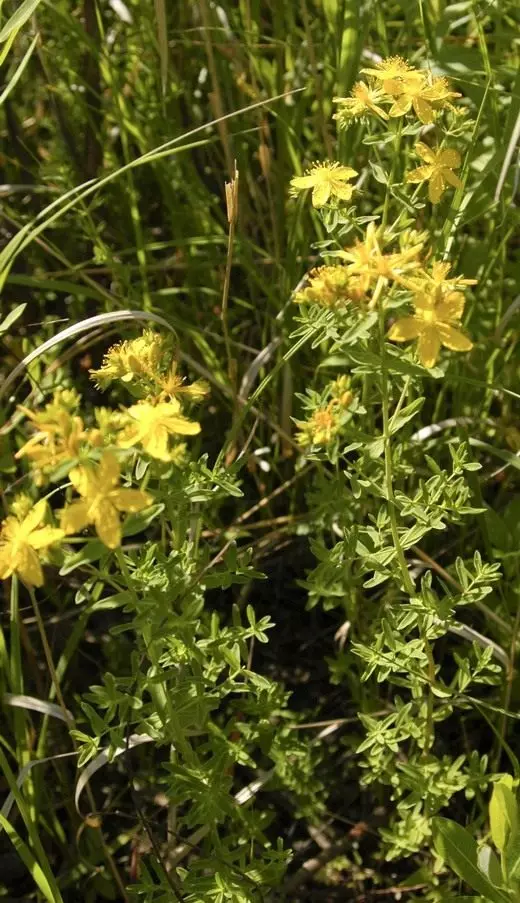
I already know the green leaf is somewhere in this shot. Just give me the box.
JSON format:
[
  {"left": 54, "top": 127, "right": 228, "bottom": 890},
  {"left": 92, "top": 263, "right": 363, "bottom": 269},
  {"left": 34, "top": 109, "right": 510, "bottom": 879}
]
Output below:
[
  {"left": 0, "top": 0, "right": 44, "bottom": 43},
  {"left": 432, "top": 818, "right": 511, "bottom": 903},
  {"left": 122, "top": 503, "right": 164, "bottom": 537},
  {"left": 0, "top": 33, "right": 38, "bottom": 106},
  {"left": 389, "top": 397, "right": 425, "bottom": 435},
  {"left": 0, "top": 814, "right": 63, "bottom": 903},
  {"left": 477, "top": 844, "right": 503, "bottom": 887},
  {"left": 59, "top": 540, "right": 107, "bottom": 575},
  {"left": 490, "top": 781, "right": 518, "bottom": 853},
  {"left": 0, "top": 302, "right": 26, "bottom": 334}
]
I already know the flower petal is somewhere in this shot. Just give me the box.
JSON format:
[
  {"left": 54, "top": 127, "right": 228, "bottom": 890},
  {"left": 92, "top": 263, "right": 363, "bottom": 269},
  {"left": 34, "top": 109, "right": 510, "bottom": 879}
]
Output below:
[
  {"left": 93, "top": 500, "right": 121, "bottom": 550},
  {"left": 412, "top": 292, "right": 435, "bottom": 312},
  {"left": 437, "top": 323, "right": 473, "bottom": 352},
  {"left": 417, "top": 328, "right": 441, "bottom": 368},
  {"left": 15, "top": 544, "right": 44, "bottom": 587},
  {"left": 413, "top": 97, "right": 434, "bottom": 124},
  {"left": 443, "top": 169, "right": 463, "bottom": 189},
  {"left": 60, "top": 500, "right": 91, "bottom": 536},
  {"left": 290, "top": 174, "right": 317, "bottom": 189},
  {"left": 97, "top": 451, "right": 120, "bottom": 491},
  {"left": 18, "top": 500, "right": 47, "bottom": 539},
  {"left": 406, "top": 165, "right": 433, "bottom": 184},
  {"left": 389, "top": 96, "right": 412, "bottom": 117},
  {"left": 142, "top": 426, "right": 171, "bottom": 461},
  {"left": 334, "top": 166, "right": 358, "bottom": 180},
  {"left": 438, "top": 148, "right": 461, "bottom": 169},
  {"left": 312, "top": 181, "right": 331, "bottom": 207},
  {"left": 415, "top": 142, "right": 435, "bottom": 164},
  {"left": 110, "top": 488, "right": 152, "bottom": 513},
  {"left": 388, "top": 317, "right": 422, "bottom": 342},
  {"left": 332, "top": 181, "right": 354, "bottom": 201},
  {"left": 436, "top": 291, "right": 465, "bottom": 322},
  {"left": 29, "top": 527, "right": 64, "bottom": 550},
  {"left": 428, "top": 171, "right": 445, "bottom": 204},
  {"left": 0, "top": 548, "right": 14, "bottom": 580},
  {"left": 69, "top": 464, "right": 94, "bottom": 499}
]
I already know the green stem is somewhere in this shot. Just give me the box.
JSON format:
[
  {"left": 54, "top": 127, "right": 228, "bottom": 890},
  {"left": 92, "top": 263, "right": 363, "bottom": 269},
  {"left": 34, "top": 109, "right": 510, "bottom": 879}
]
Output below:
[
  {"left": 382, "top": 119, "right": 402, "bottom": 230},
  {"left": 377, "top": 283, "right": 435, "bottom": 758}
]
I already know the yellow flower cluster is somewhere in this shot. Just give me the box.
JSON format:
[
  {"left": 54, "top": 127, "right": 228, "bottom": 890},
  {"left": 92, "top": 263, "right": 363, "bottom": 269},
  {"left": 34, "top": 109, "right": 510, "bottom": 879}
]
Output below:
[
  {"left": 1, "top": 330, "right": 209, "bottom": 587},
  {"left": 294, "top": 265, "right": 365, "bottom": 309},
  {"left": 295, "top": 222, "right": 475, "bottom": 368},
  {"left": 90, "top": 331, "right": 208, "bottom": 463},
  {"left": 90, "top": 329, "right": 167, "bottom": 388},
  {"left": 334, "top": 56, "right": 460, "bottom": 127},
  {"left": 16, "top": 388, "right": 100, "bottom": 485},
  {"left": 291, "top": 57, "right": 463, "bottom": 209},
  {"left": 296, "top": 377, "right": 354, "bottom": 448}
]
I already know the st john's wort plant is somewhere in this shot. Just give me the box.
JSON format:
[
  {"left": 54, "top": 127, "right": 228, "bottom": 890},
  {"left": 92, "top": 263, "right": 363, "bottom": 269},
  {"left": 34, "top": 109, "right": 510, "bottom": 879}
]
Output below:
[{"left": 288, "top": 55, "right": 508, "bottom": 863}]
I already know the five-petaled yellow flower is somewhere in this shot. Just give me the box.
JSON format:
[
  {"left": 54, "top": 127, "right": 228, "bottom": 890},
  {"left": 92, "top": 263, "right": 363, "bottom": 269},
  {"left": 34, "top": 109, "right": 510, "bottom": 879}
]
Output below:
[
  {"left": 333, "top": 82, "right": 389, "bottom": 125},
  {"left": 60, "top": 451, "right": 151, "bottom": 549},
  {"left": 407, "top": 143, "right": 463, "bottom": 204},
  {"left": 290, "top": 161, "right": 358, "bottom": 208},
  {"left": 388, "top": 74, "right": 454, "bottom": 124},
  {"left": 118, "top": 400, "right": 201, "bottom": 462},
  {"left": 388, "top": 288, "right": 473, "bottom": 368},
  {"left": 0, "top": 500, "right": 64, "bottom": 587}
]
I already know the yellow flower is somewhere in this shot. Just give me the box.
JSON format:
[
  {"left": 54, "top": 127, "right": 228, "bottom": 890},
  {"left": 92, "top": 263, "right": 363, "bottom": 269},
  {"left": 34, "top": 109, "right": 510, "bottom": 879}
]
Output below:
[
  {"left": 290, "top": 161, "right": 358, "bottom": 208},
  {"left": 296, "top": 390, "right": 354, "bottom": 448},
  {"left": 0, "top": 500, "right": 64, "bottom": 587},
  {"left": 296, "top": 406, "right": 339, "bottom": 447},
  {"left": 407, "top": 143, "right": 463, "bottom": 204},
  {"left": 158, "top": 363, "right": 210, "bottom": 403},
  {"left": 117, "top": 400, "right": 201, "bottom": 462},
  {"left": 60, "top": 451, "right": 151, "bottom": 549},
  {"left": 16, "top": 394, "right": 87, "bottom": 484},
  {"left": 388, "top": 73, "right": 457, "bottom": 124},
  {"left": 90, "top": 330, "right": 168, "bottom": 388},
  {"left": 361, "top": 56, "right": 416, "bottom": 91},
  {"left": 294, "top": 266, "right": 365, "bottom": 308},
  {"left": 388, "top": 288, "right": 473, "bottom": 368},
  {"left": 405, "top": 260, "right": 477, "bottom": 295},
  {"left": 339, "top": 222, "right": 423, "bottom": 293},
  {"left": 333, "top": 82, "right": 389, "bottom": 125}
]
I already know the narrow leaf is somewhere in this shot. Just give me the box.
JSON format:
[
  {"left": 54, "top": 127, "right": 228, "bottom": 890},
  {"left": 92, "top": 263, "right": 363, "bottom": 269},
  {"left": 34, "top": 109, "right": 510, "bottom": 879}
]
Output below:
[
  {"left": 0, "top": 814, "right": 62, "bottom": 903},
  {"left": 0, "top": 0, "right": 43, "bottom": 42},
  {"left": 490, "top": 781, "right": 518, "bottom": 853},
  {"left": 0, "top": 302, "right": 26, "bottom": 334},
  {"left": 432, "top": 818, "right": 511, "bottom": 903},
  {"left": 0, "top": 32, "right": 38, "bottom": 105}
]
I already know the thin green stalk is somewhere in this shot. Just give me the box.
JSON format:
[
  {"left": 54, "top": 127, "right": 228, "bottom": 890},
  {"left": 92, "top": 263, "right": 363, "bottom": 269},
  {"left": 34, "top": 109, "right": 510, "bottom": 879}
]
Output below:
[
  {"left": 9, "top": 576, "right": 32, "bottom": 792},
  {"left": 377, "top": 280, "right": 435, "bottom": 758},
  {"left": 382, "top": 119, "right": 402, "bottom": 229}
]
